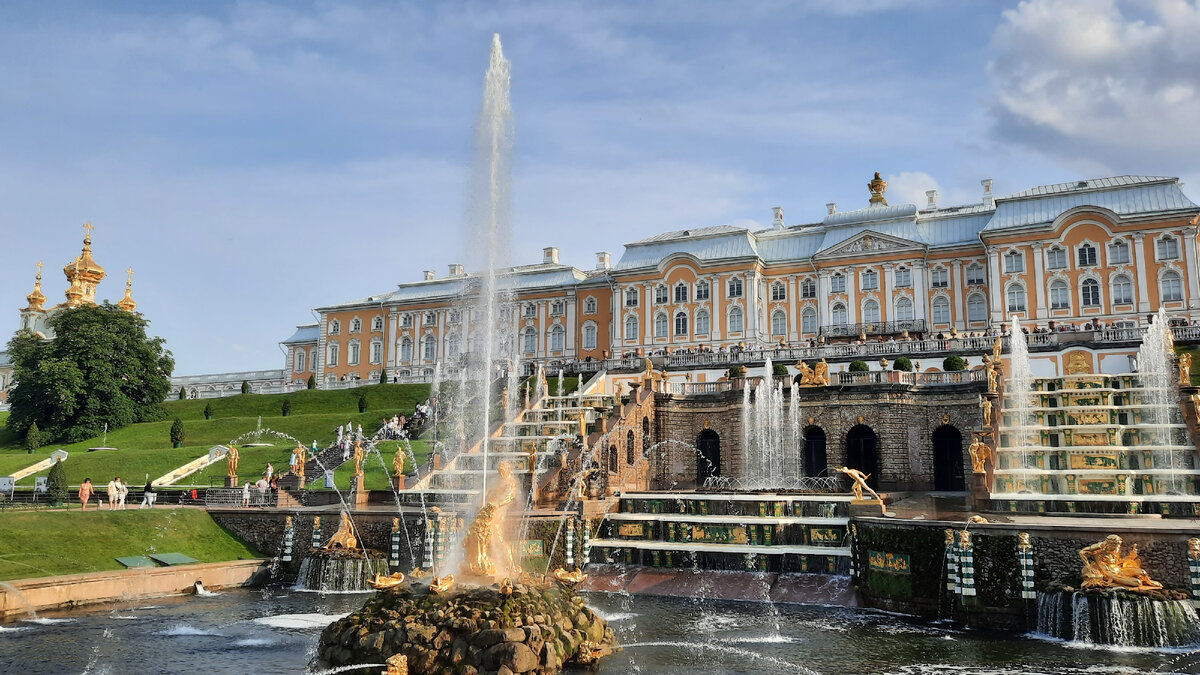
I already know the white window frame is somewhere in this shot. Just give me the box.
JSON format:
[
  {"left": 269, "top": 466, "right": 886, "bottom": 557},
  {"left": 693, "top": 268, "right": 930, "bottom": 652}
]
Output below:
[
  {"left": 1049, "top": 280, "right": 1070, "bottom": 310},
  {"left": 770, "top": 281, "right": 786, "bottom": 301},
  {"left": 966, "top": 264, "right": 985, "bottom": 285},
  {"left": 1108, "top": 240, "right": 1131, "bottom": 265},
  {"left": 1111, "top": 275, "right": 1133, "bottom": 305},
  {"left": 1006, "top": 283, "right": 1027, "bottom": 311},
  {"left": 931, "top": 267, "right": 949, "bottom": 288},
  {"left": 861, "top": 270, "right": 879, "bottom": 291},
  {"left": 674, "top": 283, "right": 689, "bottom": 304},
  {"left": 894, "top": 268, "right": 911, "bottom": 288},
  {"left": 801, "top": 307, "right": 817, "bottom": 334},
  {"left": 932, "top": 296, "right": 950, "bottom": 324},
  {"left": 1046, "top": 247, "right": 1067, "bottom": 270},
  {"left": 1004, "top": 251, "right": 1025, "bottom": 274},
  {"left": 1080, "top": 278, "right": 1101, "bottom": 307},
  {"left": 830, "top": 274, "right": 846, "bottom": 294},
  {"left": 727, "top": 277, "right": 744, "bottom": 298},
  {"left": 770, "top": 310, "right": 787, "bottom": 335},
  {"left": 695, "top": 310, "right": 710, "bottom": 335},
  {"left": 582, "top": 323, "right": 598, "bottom": 350},
  {"left": 695, "top": 281, "right": 710, "bottom": 301},
  {"left": 967, "top": 293, "right": 987, "bottom": 322},
  {"left": 728, "top": 306, "right": 745, "bottom": 332},
  {"left": 654, "top": 312, "right": 669, "bottom": 338},
  {"left": 674, "top": 311, "right": 689, "bottom": 336}
]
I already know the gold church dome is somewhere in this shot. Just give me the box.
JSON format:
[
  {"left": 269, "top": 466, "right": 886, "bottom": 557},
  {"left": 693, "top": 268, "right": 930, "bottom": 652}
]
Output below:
[
  {"left": 24, "top": 262, "right": 46, "bottom": 311},
  {"left": 62, "top": 223, "right": 106, "bottom": 305},
  {"left": 117, "top": 267, "right": 137, "bottom": 313}
]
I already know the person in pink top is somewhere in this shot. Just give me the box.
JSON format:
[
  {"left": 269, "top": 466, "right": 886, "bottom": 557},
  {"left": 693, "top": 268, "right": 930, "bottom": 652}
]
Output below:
[{"left": 79, "top": 478, "right": 93, "bottom": 511}]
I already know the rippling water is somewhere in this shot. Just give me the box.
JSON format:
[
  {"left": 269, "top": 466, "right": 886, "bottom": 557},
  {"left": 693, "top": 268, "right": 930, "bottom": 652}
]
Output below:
[{"left": 0, "top": 588, "right": 1195, "bottom": 674}]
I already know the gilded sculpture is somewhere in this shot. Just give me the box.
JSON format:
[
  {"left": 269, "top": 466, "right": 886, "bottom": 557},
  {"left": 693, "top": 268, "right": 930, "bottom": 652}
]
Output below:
[
  {"left": 868, "top": 172, "right": 888, "bottom": 205},
  {"left": 285, "top": 515, "right": 293, "bottom": 530},
  {"left": 835, "top": 466, "right": 885, "bottom": 514},
  {"left": 463, "top": 461, "right": 518, "bottom": 578},
  {"left": 1079, "top": 534, "right": 1162, "bottom": 591},
  {"left": 813, "top": 359, "right": 830, "bottom": 386},
  {"left": 324, "top": 511, "right": 359, "bottom": 551},
  {"left": 498, "top": 577, "right": 514, "bottom": 596},
  {"left": 796, "top": 360, "right": 814, "bottom": 385},
  {"left": 384, "top": 653, "right": 409, "bottom": 675},
  {"left": 1066, "top": 351, "right": 1093, "bottom": 375},
  {"left": 369, "top": 572, "right": 407, "bottom": 590},
  {"left": 226, "top": 444, "right": 239, "bottom": 478},
  {"left": 1018, "top": 532, "right": 1031, "bottom": 550},
  {"left": 984, "top": 355, "right": 998, "bottom": 393},
  {"left": 353, "top": 441, "right": 365, "bottom": 479},
  {"left": 552, "top": 567, "right": 586, "bottom": 585},
  {"left": 292, "top": 445, "right": 307, "bottom": 482},
  {"left": 393, "top": 447, "right": 406, "bottom": 476},
  {"left": 1179, "top": 352, "right": 1192, "bottom": 385},
  {"left": 979, "top": 395, "right": 992, "bottom": 427},
  {"left": 993, "top": 336, "right": 1003, "bottom": 363},
  {"left": 1189, "top": 538, "right": 1200, "bottom": 561},
  {"left": 968, "top": 435, "right": 991, "bottom": 475},
  {"left": 429, "top": 574, "right": 454, "bottom": 593}
]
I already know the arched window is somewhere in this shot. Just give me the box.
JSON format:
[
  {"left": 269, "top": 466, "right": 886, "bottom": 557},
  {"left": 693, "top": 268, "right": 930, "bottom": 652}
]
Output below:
[
  {"left": 771, "top": 310, "right": 787, "bottom": 335},
  {"left": 447, "top": 334, "right": 460, "bottom": 358},
  {"left": 584, "top": 297, "right": 597, "bottom": 314},
  {"left": 626, "top": 430, "right": 636, "bottom": 465},
  {"left": 370, "top": 340, "right": 383, "bottom": 364},
  {"left": 674, "top": 311, "right": 688, "bottom": 336},
  {"left": 695, "top": 310, "right": 710, "bottom": 335},
  {"left": 522, "top": 328, "right": 537, "bottom": 354},
  {"left": 422, "top": 335, "right": 436, "bottom": 360},
  {"left": 654, "top": 313, "right": 669, "bottom": 338},
  {"left": 294, "top": 350, "right": 306, "bottom": 373},
  {"left": 800, "top": 278, "right": 816, "bottom": 298},
  {"left": 327, "top": 342, "right": 340, "bottom": 366},
  {"left": 674, "top": 283, "right": 689, "bottom": 303},
  {"left": 655, "top": 285, "right": 669, "bottom": 304},
  {"left": 967, "top": 293, "right": 986, "bottom": 321},
  {"left": 801, "top": 307, "right": 817, "bottom": 334},
  {"left": 727, "top": 277, "right": 744, "bottom": 298},
  {"left": 1158, "top": 235, "right": 1180, "bottom": 260},
  {"left": 771, "top": 281, "right": 786, "bottom": 301},
  {"left": 695, "top": 280, "right": 710, "bottom": 300},
  {"left": 932, "top": 296, "right": 950, "bottom": 324},
  {"left": 329, "top": 319, "right": 341, "bottom": 335},
  {"left": 1050, "top": 279, "right": 1070, "bottom": 309},
  {"left": 625, "top": 315, "right": 639, "bottom": 338},
  {"left": 583, "top": 323, "right": 597, "bottom": 350},
  {"left": 372, "top": 316, "right": 384, "bottom": 332},
  {"left": 399, "top": 338, "right": 412, "bottom": 362},
  {"left": 1007, "top": 283, "right": 1027, "bottom": 311},
  {"left": 625, "top": 287, "right": 640, "bottom": 307},
  {"left": 549, "top": 324, "right": 565, "bottom": 352},
  {"left": 1112, "top": 275, "right": 1133, "bottom": 305},
  {"left": 1162, "top": 270, "right": 1184, "bottom": 301},
  {"left": 1081, "top": 278, "right": 1101, "bottom": 307},
  {"left": 348, "top": 340, "right": 361, "bottom": 365},
  {"left": 1077, "top": 244, "right": 1097, "bottom": 267},
  {"left": 608, "top": 446, "right": 618, "bottom": 473},
  {"left": 831, "top": 303, "right": 847, "bottom": 325},
  {"left": 863, "top": 299, "right": 880, "bottom": 324},
  {"left": 895, "top": 297, "right": 914, "bottom": 321},
  {"left": 728, "top": 306, "right": 745, "bottom": 333}
]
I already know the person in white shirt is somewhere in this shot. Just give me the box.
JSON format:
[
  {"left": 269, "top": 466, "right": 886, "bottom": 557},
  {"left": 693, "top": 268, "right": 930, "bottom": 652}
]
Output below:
[{"left": 115, "top": 477, "right": 128, "bottom": 509}]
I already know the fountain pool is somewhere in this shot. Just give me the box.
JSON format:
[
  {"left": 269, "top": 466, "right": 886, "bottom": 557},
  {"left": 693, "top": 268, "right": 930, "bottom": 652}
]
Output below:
[{"left": 0, "top": 587, "right": 1190, "bottom": 674}]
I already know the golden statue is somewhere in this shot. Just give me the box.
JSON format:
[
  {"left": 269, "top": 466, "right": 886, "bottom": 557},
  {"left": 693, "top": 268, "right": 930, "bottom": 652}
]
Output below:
[
  {"left": 1079, "top": 534, "right": 1162, "bottom": 591},
  {"left": 429, "top": 574, "right": 454, "bottom": 594},
  {"left": 462, "top": 462, "right": 518, "bottom": 578},
  {"left": 1189, "top": 538, "right": 1200, "bottom": 561},
  {"left": 993, "top": 336, "right": 1003, "bottom": 364},
  {"left": 1019, "top": 532, "right": 1032, "bottom": 550},
  {"left": 369, "top": 572, "right": 407, "bottom": 590},
  {"left": 576, "top": 641, "right": 603, "bottom": 666},
  {"left": 324, "top": 511, "right": 359, "bottom": 551},
  {"left": 353, "top": 441, "right": 365, "bottom": 478},
  {"left": 868, "top": 172, "right": 888, "bottom": 205},
  {"left": 1192, "top": 393, "right": 1200, "bottom": 413},
  {"left": 498, "top": 577, "right": 513, "bottom": 596},
  {"left": 968, "top": 436, "right": 991, "bottom": 475},
  {"left": 979, "top": 396, "right": 992, "bottom": 427},
  {"left": 835, "top": 466, "right": 885, "bottom": 514},
  {"left": 292, "top": 445, "right": 307, "bottom": 482},
  {"left": 1065, "top": 351, "right": 1092, "bottom": 375},
  {"left": 576, "top": 466, "right": 599, "bottom": 501},
  {"left": 552, "top": 567, "right": 586, "bottom": 585},
  {"left": 813, "top": 358, "right": 830, "bottom": 386},
  {"left": 984, "top": 356, "right": 998, "bottom": 393},
  {"left": 226, "top": 444, "right": 239, "bottom": 478},
  {"left": 408, "top": 567, "right": 428, "bottom": 580},
  {"left": 1179, "top": 352, "right": 1192, "bottom": 385},
  {"left": 285, "top": 515, "right": 293, "bottom": 529},
  {"left": 393, "top": 447, "right": 406, "bottom": 476},
  {"left": 796, "top": 361, "right": 815, "bottom": 386},
  {"left": 969, "top": 515, "right": 989, "bottom": 524},
  {"left": 384, "top": 653, "right": 408, "bottom": 675}
]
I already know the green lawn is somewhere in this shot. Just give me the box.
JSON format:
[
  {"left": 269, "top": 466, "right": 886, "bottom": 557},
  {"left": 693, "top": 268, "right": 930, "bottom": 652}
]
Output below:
[
  {"left": 0, "top": 509, "right": 262, "bottom": 582},
  {"left": 0, "top": 384, "right": 431, "bottom": 486},
  {"left": 314, "top": 439, "right": 435, "bottom": 492}
]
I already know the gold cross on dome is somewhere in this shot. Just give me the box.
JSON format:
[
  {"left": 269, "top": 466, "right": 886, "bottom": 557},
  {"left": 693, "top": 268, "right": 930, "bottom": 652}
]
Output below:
[
  {"left": 82, "top": 222, "right": 94, "bottom": 241},
  {"left": 126, "top": 267, "right": 134, "bottom": 284},
  {"left": 35, "top": 261, "right": 44, "bottom": 276}
]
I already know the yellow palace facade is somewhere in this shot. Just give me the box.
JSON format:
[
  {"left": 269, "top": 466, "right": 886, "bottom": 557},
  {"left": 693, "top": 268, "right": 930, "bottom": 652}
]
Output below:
[{"left": 284, "top": 174, "right": 1200, "bottom": 384}]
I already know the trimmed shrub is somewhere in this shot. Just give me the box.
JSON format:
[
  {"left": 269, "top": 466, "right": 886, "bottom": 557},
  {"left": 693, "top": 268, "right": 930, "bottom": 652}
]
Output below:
[
  {"left": 358, "top": 394, "right": 368, "bottom": 413},
  {"left": 307, "top": 374, "right": 317, "bottom": 390},
  {"left": 178, "top": 387, "right": 187, "bottom": 400},
  {"left": 240, "top": 380, "right": 251, "bottom": 394},
  {"left": 848, "top": 360, "right": 869, "bottom": 372},
  {"left": 943, "top": 355, "right": 967, "bottom": 372},
  {"left": 170, "top": 418, "right": 185, "bottom": 447},
  {"left": 772, "top": 363, "right": 790, "bottom": 378},
  {"left": 379, "top": 369, "right": 387, "bottom": 385},
  {"left": 203, "top": 402, "right": 213, "bottom": 420},
  {"left": 47, "top": 459, "right": 68, "bottom": 506},
  {"left": 282, "top": 398, "right": 292, "bottom": 417},
  {"left": 727, "top": 365, "right": 746, "bottom": 379},
  {"left": 893, "top": 356, "right": 913, "bottom": 372},
  {"left": 25, "top": 421, "right": 40, "bottom": 454}
]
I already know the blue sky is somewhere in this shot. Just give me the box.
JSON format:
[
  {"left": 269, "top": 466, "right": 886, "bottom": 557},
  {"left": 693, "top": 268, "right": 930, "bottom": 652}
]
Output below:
[{"left": 3, "top": 0, "right": 1199, "bottom": 374}]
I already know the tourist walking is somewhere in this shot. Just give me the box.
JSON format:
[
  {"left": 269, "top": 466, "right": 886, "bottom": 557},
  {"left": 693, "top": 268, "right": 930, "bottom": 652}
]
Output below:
[
  {"left": 105, "top": 477, "right": 119, "bottom": 510},
  {"left": 79, "top": 478, "right": 93, "bottom": 511},
  {"left": 242, "top": 481, "right": 251, "bottom": 507},
  {"left": 116, "top": 477, "right": 128, "bottom": 509},
  {"left": 265, "top": 462, "right": 274, "bottom": 482},
  {"left": 140, "top": 480, "right": 156, "bottom": 509}
]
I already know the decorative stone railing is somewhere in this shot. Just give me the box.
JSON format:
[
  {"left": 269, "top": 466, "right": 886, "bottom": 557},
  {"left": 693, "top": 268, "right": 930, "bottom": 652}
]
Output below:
[{"left": 667, "top": 381, "right": 736, "bottom": 396}]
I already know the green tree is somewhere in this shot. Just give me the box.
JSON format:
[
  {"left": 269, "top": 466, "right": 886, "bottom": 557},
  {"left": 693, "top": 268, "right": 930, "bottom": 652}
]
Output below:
[
  {"left": 46, "top": 459, "right": 68, "bottom": 506},
  {"left": 282, "top": 398, "right": 292, "bottom": 417},
  {"left": 170, "top": 417, "right": 185, "bottom": 447},
  {"left": 240, "top": 380, "right": 251, "bottom": 394},
  {"left": 379, "top": 369, "right": 387, "bottom": 385},
  {"left": 772, "top": 363, "right": 790, "bottom": 378},
  {"left": 943, "top": 355, "right": 967, "bottom": 372},
  {"left": 358, "top": 393, "right": 369, "bottom": 413},
  {"left": 178, "top": 386, "right": 187, "bottom": 400},
  {"left": 727, "top": 365, "right": 746, "bottom": 379},
  {"left": 24, "top": 421, "right": 40, "bottom": 454},
  {"left": 893, "top": 356, "right": 913, "bottom": 372},
  {"left": 203, "top": 402, "right": 213, "bottom": 420},
  {"left": 848, "top": 360, "right": 869, "bottom": 372},
  {"left": 307, "top": 374, "right": 317, "bottom": 390},
  {"left": 5, "top": 303, "right": 173, "bottom": 443}
]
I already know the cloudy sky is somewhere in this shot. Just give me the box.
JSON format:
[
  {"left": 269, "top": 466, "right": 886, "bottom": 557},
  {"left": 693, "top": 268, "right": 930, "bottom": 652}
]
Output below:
[{"left": 3, "top": 0, "right": 1199, "bottom": 375}]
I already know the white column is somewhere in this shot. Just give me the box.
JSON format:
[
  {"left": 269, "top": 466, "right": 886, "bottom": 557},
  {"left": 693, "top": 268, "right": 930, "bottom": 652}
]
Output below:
[
  {"left": 1133, "top": 234, "right": 1151, "bottom": 313},
  {"left": 846, "top": 268, "right": 858, "bottom": 325},
  {"left": 817, "top": 272, "right": 830, "bottom": 327},
  {"left": 788, "top": 276, "right": 799, "bottom": 341},
  {"left": 1184, "top": 227, "right": 1200, "bottom": 309},
  {"left": 565, "top": 298, "right": 576, "bottom": 352},
  {"left": 712, "top": 275, "right": 723, "bottom": 340},
  {"left": 616, "top": 287, "right": 625, "bottom": 343},
  {"left": 746, "top": 273, "right": 758, "bottom": 340},
  {"left": 1031, "top": 243, "right": 1047, "bottom": 321},
  {"left": 881, "top": 264, "right": 893, "bottom": 321},
  {"left": 951, "top": 261, "right": 965, "bottom": 329},
  {"left": 987, "top": 247, "right": 1003, "bottom": 321},
  {"left": 386, "top": 310, "right": 397, "bottom": 373},
  {"left": 912, "top": 262, "right": 927, "bottom": 324},
  {"left": 643, "top": 283, "right": 653, "bottom": 345}
]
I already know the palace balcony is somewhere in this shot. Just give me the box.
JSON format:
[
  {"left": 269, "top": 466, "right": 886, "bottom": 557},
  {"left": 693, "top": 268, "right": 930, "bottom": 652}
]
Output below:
[{"left": 818, "top": 319, "right": 926, "bottom": 338}]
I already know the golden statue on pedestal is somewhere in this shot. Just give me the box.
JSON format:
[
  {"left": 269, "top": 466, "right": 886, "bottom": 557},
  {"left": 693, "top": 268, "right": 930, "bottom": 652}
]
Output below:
[
  {"left": 463, "top": 462, "right": 518, "bottom": 578},
  {"left": 324, "top": 511, "right": 359, "bottom": 551},
  {"left": 979, "top": 395, "right": 992, "bottom": 427},
  {"left": 226, "top": 445, "right": 239, "bottom": 478},
  {"left": 292, "top": 445, "right": 307, "bottom": 482},
  {"left": 984, "top": 355, "right": 998, "bottom": 393},
  {"left": 393, "top": 448, "right": 405, "bottom": 476},
  {"left": 968, "top": 435, "right": 991, "bottom": 475},
  {"left": 353, "top": 441, "right": 365, "bottom": 479},
  {"left": 369, "top": 572, "right": 407, "bottom": 590},
  {"left": 1079, "top": 534, "right": 1162, "bottom": 591},
  {"left": 1189, "top": 538, "right": 1199, "bottom": 561},
  {"left": 1179, "top": 352, "right": 1192, "bottom": 385},
  {"left": 835, "top": 466, "right": 886, "bottom": 515},
  {"left": 796, "top": 361, "right": 815, "bottom": 385},
  {"left": 498, "top": 577, "right": 514, "bottom": 596},
  {"left": 384, "top": 653, "right": 408, "bottom": 675},
  {"left": 813, "top": 358, "right": 830, "bottom": 386},
  {"left": 429, "top": 574, "right": 454, "bottom": 594}
]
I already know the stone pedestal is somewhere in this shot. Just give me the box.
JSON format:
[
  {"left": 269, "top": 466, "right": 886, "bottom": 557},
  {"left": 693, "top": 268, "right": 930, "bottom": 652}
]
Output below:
[
  {"left": 392, "top": 474, "right": 405, "bottom": 491},
  {"left": 433, "top": 454, "right": 443, "bottom": 470},
  {"left": 969, "top": 473, "right": 990, "bottom": 510},
  {"left": 225, "top": 475, "right": 238, "bottom": 488},
  {"left": 353, "top": 474, "right": 368, "bottom": 508}
]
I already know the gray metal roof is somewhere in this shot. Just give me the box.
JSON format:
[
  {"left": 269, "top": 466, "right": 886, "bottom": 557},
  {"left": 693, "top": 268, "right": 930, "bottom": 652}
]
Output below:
[
  {"left": 615, "top": 229, "right": 758, "bottom": 270},
  {"left": 281, "top": 324, "right": 319, "bottom": 345},
  {"left": 627, "top": 224, "right": 746, "bottom": 245},
  {"left": 823, "top": 203, "right": 917, "bottom": 227},
  {"left": 0, "top": 351, "right": 9, "bottom": 367},
  {"left": 999, "top": 175, "right": 1175, "bottom": 200},
  {"left": 985, "top": 180, "right": 1197, "bottom": 232}
]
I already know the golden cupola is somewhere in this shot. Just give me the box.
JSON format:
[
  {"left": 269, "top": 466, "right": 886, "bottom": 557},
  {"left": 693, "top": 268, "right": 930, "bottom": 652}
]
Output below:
[
  {"left": 117, "top": 267, "right": 137, "bottom": 313},
  {"left": 23, "top": 262, "right": 46, "bottom": 312},
  {"left": 62, "top": 222, "right": 106, "bottom": 305}
]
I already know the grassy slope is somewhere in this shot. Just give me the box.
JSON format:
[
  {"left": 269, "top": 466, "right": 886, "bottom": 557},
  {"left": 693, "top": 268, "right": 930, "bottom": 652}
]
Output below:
[
  {"left": 0, "top": 384, "right": 430, "bottom": 486},
  {"left": 0, "top": 509, "right": 261, "bottom": 582}
]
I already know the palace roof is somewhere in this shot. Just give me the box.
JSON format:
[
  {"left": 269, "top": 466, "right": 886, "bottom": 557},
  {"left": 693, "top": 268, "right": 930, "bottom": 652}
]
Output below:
[{"left": 281, "top": 324, "right": 319, "bottom": 345}]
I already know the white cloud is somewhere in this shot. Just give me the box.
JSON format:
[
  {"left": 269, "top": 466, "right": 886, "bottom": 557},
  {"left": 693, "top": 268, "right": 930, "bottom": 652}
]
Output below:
[{"left": 989, "top": 0, "right": 1200, "bottom": 173}]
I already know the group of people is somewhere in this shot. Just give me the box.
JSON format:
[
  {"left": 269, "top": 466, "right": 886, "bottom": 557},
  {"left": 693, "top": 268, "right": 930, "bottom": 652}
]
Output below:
[
  {"left": 76, "top": 477, "right": 157, "bottom": 510},
  {"left": 336, "top": 422, "right": 365, "bottom": 461}
]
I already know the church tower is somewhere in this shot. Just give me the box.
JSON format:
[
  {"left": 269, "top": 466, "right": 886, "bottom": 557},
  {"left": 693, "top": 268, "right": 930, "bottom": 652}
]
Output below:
[{"left": 62, "top": 222, "right": 106, "bottom": 307}]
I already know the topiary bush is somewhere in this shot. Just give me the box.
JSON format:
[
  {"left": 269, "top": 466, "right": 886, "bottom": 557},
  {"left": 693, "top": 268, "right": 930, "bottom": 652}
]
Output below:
[
  {"left": 379, "top": 369, "right": 387, "bottom": 385},
  {"left": 893, "top": 356, "right": 913, "bottom": 372},
  {"left": 240, "top": 380, "right": 251, "bottom": 394},
  {"left": 848, "top": 360, "right": 869, "bottom": 372},
  {"left": 203, "top": 402, "right": 213, "bottom": 420},
  {"left": 47, "top": 459, "right": 68, "bottom": 506},
  {"left": 25, "top": 421, "right": 40, "bottom": 454},
  {"left": 170, "top": 417, "right": 185, "bottom": 447},
  {"left": 943, "top": 355, "right": 967, "bottom": 372},
  {"left": 178, "top": 387, "right": 187, "bottom": 400},
  {"left": 358, "top": 393, "right": 368, "bottom": 413},
  {"left": 727, "top": 365, "right": 746, "bottom": 379},
  {"left": 282, "top": 398, "right": 291, "bottom": 417},
  {"left": 307, "top": 374, "right": 317, "bottom": 390},
  {"left": 773, "top": 362, "right": 790, "bottom": 378}
]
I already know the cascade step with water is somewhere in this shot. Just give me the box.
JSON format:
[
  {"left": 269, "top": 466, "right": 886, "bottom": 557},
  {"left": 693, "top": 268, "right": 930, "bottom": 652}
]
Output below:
[{"left": 1036, "top": 589, "right": 1200, "bottom": 647}]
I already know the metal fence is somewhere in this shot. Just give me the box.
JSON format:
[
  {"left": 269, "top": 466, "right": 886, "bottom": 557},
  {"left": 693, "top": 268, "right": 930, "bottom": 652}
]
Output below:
[{"left": 204, "top": 487, "right": 278, "bottom": 508}]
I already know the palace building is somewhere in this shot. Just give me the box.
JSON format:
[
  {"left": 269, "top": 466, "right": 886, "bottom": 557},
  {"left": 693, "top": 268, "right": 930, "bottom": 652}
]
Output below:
[
  {"left": 0, "top": 225, "right": 138, "bottom": 402},
  {"left": 283, "top": 174, "right": 1200, "bottom": 385}
]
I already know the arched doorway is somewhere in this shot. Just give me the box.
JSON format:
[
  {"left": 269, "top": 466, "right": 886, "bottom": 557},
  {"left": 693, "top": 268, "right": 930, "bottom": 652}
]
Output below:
[
  {"left": 845, "top": 425, "right": 879, "bottom": 489},
  {"left": 696, "top": 429, "right": 720, "bottom": 483},
  {"left": 932, "top": 425, "right": 965, "bottom": 491},
  {"left": 803, "top": 426, "right": 827, "bottom": 477}
]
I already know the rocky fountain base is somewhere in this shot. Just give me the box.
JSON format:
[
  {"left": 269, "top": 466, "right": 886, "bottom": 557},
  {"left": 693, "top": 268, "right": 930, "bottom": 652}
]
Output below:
[
  {"left": 295, "top": 548, "right": 390, "bottom": 593},
  {"left": 318, "top": 580, "right": 618, "bottom": 674}
]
